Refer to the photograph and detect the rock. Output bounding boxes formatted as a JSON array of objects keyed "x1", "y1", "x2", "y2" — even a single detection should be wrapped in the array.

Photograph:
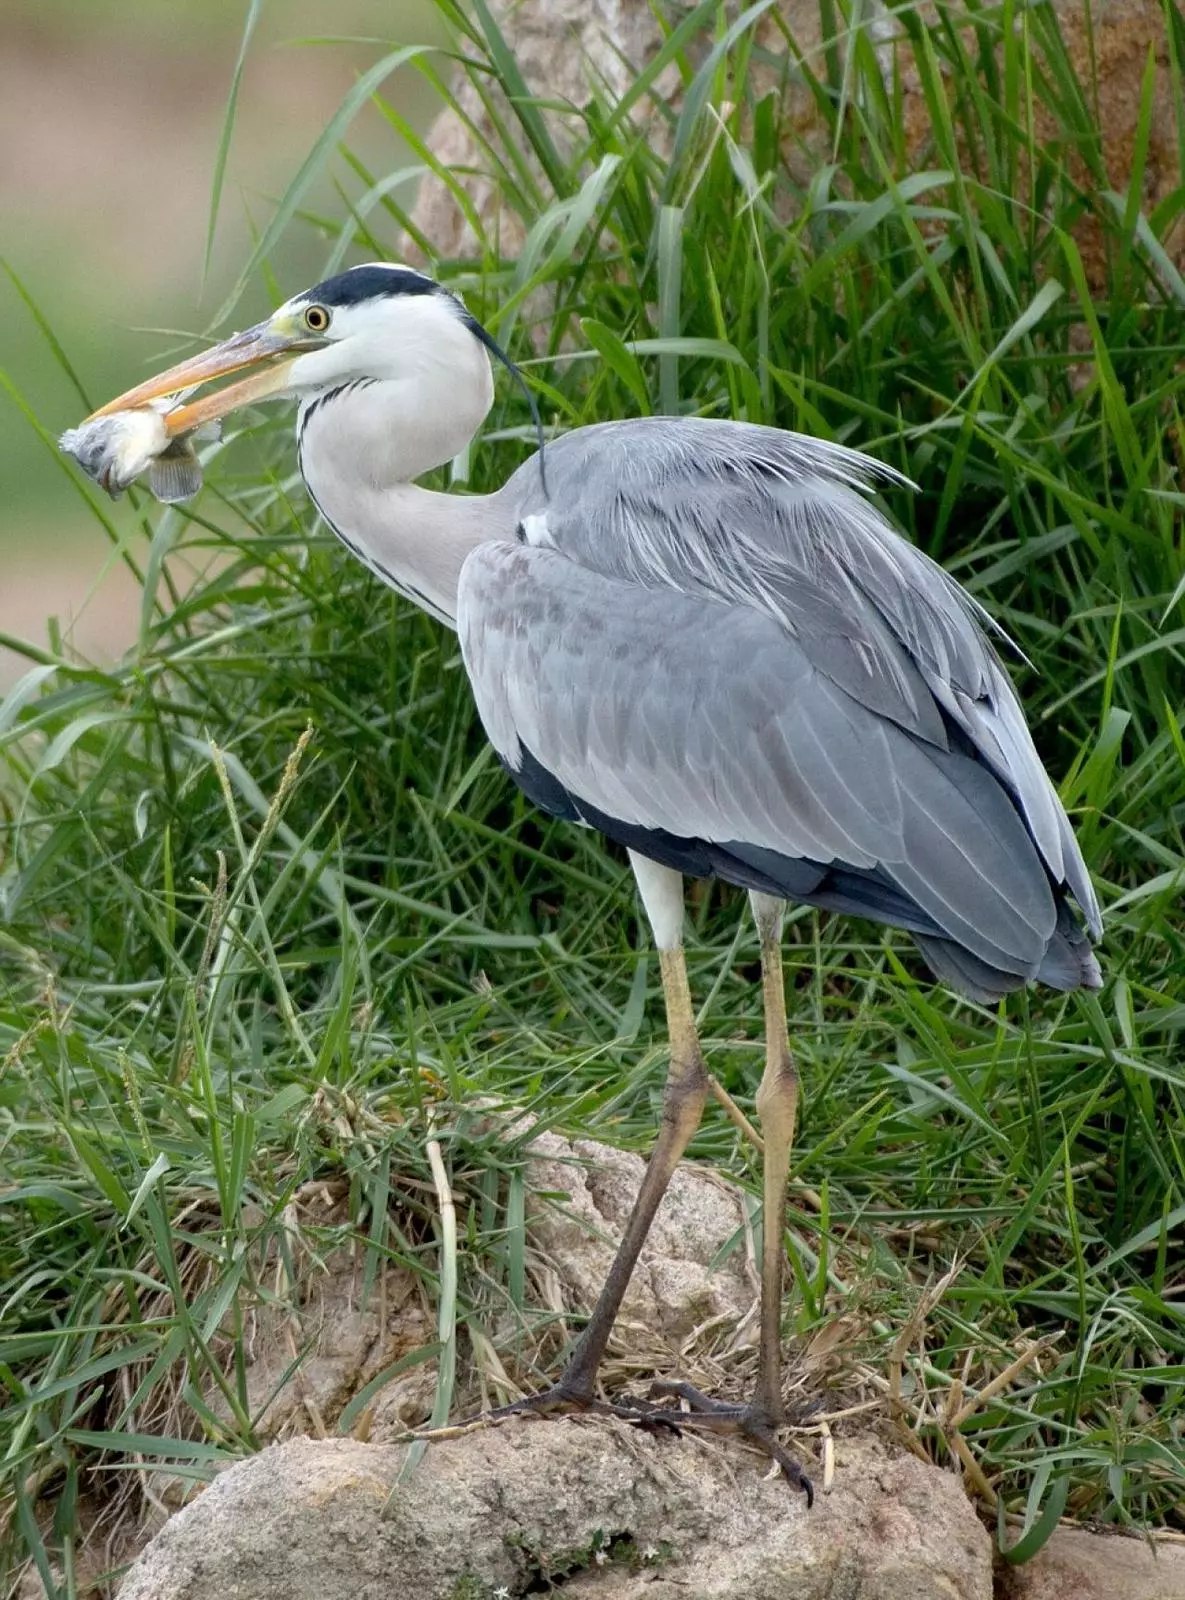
[
  {"x1": 410, "y1": 0, "x2": 673, "y2": 259},
  {"x1": 117, "y1": 1424, "x2": 992, "y2": 1600},
  {"x1": 410, "y1": 0, "x2": 1179, "y2": 288},
  {"x1": 201, "y1": 1180, "x2": 437, "y2": 1445},
  {"x1": 187, "y1": 1128, "x2": 760, "y2": 1455},
  {"x1": 999, "y1": 1525, "x2": 1185, "y2": 1600},
  {"x1": 524, "y1": 1129, "x2": 758, "y2": 1356},
  {"x1": 898, "y1": 0, "x2": 1181, "y2": 291},
  {"x1": 409, "y1": 0, "x2": 819, "y2": 262}
]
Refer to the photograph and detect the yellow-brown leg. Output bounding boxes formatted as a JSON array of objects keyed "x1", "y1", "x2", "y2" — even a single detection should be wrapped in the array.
[
  {"x1": 469, "y1": 863, "x2": 810, "y2": 1499},
  {"x1": 550, "y1": 939, "x2": 709, "y2": 1398},
  {"x1": 650, "y1": 890, "x2": 811, "y2": 1500},
  {"x1": 750, "y1": 890, "x2": 799, "y2": 1426},
  {"x1": 484, "y1": 855, "x2": 708, "y2": 1410}
]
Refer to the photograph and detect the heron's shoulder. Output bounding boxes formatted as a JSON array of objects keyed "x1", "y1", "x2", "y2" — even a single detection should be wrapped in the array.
[
  {"x1": 497, "y1": 415, "x2": 1012, "y2": 715},
  {"x1": 516, "y1": 415, "x2": 910, "y2": 497},
  {"x1": 503, "y1": 416, "x2": 929, "y2": 605}
]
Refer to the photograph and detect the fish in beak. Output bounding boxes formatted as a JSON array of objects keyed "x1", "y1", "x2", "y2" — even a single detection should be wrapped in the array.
[
  {"x1": 59, "y1": 403, "x2": 209, "y2": 503},
  {"x1": 60, "y1": 316, "x2": 315, "y2": 502}
]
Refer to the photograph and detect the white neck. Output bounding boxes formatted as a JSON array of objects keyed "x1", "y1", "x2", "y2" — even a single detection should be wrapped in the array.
[
  {"x1": 304, "y1": 467, "x2": 502, "y2": 627},
  {"x1": 295, "y1": 369, "x2": 505, "y2": 628}
]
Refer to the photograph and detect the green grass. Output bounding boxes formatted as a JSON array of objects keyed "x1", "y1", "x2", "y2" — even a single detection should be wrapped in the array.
[{"x1": 3, "y1": 0, "x2": 1185, "y2": 1589}]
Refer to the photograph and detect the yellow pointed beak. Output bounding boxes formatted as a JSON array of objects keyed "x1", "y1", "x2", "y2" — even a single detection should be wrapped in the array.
[{"x1": 88, "y1": 320, "x2": 313, "y2": 436}]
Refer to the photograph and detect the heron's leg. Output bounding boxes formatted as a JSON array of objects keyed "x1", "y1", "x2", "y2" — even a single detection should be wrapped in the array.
[
  {"x1": 749, "y1": 889, "x2": 798, "y2": 1425},
  {"x1": 656, "y1": 891, "x2": 797, "y2": 1418},
  {"x1": 495, "y1": 854, "x2": 708, "y2": 1408},
  {"x1": 648, "y1": 890, "x2": 812, "y2": 1500}
]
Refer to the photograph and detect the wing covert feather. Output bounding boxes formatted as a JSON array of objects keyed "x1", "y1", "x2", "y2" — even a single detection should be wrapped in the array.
[
  {"x1": 459, "y1": 542, "x2": 1063, "y2": 975},
  {"x1": 499, "y1": 416, "x2": 1099, "y2": 938}
]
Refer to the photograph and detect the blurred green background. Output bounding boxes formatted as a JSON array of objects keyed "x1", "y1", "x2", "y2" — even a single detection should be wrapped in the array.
[{"x1": 0, "y1": 0, "x2": 443, "y2": 673}]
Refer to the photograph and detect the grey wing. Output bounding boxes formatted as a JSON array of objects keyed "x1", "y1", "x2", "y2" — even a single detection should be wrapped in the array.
[
  {"x1": 503, "y1": 416, "x2": 1101, "y2": 940},
  {"x1": 458, "y1": 542, "x2": 1086, "y2": 989}
]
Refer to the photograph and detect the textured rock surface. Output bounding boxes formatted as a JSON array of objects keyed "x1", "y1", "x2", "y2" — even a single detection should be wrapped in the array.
[
  {"x1": 109, "y1": 1135, "x2": 1180, "y2": 1600},
  {"x1": 410, "y1": 0, "x2": 1179, "y2": 285},
  {"x1": 900, "y1": 0, "x2": 1183, "y2": 287},
  {"x1": 525, "y1": 1129, "x2": 757, "y2": 1350},
  {"x1": 118, "y1": 1426, "x2": 993, "y2": 1600},
  {"x1": 410, "y1": 0, "x2": 820, "y2": 260},
  {"x1": 1000, "y1": 1526, "x2": 1185, "y2": 1600},
  {"x1": 205, "y1": 1181, "x2": 436, "y2": 1442},
  {"x1": 188, "y1": 1130, "x2": 759, "y2": 1454}
]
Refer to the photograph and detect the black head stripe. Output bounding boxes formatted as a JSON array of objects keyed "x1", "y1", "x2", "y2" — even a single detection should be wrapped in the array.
[
  {"x1": 294, "y1": 263, "x2": 550, "y2": 498},
  {"x1": 297, "y1": 265, "x2": 439, "y2": 308}
]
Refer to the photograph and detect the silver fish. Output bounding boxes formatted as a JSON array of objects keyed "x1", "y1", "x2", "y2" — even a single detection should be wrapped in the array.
[{"x1": 59, "y1": 405, "x2": 218, "y2": 503}]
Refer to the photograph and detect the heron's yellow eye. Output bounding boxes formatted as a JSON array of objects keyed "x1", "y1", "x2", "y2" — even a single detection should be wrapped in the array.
[{"x1": 303, "y1": 304, "x2": 331, "y2": 333}]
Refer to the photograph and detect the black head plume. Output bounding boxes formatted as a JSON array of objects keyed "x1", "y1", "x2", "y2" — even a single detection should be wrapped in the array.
[{"x1": 461, "y1": 314, "x2": 549, "y2": 500}]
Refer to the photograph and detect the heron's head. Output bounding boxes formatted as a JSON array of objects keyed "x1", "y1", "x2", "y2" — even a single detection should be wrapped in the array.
[{"x1": 91, "y1": 263, "x2": 498, "y2": 471}]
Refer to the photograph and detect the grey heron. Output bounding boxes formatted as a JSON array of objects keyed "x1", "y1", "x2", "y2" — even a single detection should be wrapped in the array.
[{"x1": 79, "y1": 261, "x2": 1103, "y2": 1497}]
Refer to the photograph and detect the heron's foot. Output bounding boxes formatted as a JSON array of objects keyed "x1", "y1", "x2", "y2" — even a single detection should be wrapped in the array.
[
  {"x1": 648, "y1": 1379, "x2": 814, "y2": 1505},
  {"x1": 461, "y1": 1382, "x2": 683, "y2": 1435}
]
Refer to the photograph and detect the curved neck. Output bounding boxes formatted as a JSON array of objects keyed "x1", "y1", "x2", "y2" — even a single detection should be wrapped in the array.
[
  {"x1": 311, "y1": 476, "x2": 503, "y2": 627},
  {"x1": 297, "y1": 378, "x2": 507, "y2": 627}
]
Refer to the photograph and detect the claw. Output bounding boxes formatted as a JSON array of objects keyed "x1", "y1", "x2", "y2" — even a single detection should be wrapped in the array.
[{"x1": 645, "y1": 1379, "x2": 813, "y2": 1502}]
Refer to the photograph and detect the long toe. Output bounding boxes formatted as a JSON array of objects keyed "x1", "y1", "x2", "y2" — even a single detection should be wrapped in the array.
[
  {"x1": 648, "y1": 1378, "x2": 746, "y2": 1417},
  {"x1": 444, "y1": 1381, "x2": 812, "y2": 1501},
  {"x1": 464, "y1": 1384, "x2": 673, "y2": 1429},
  {"x1": 646, "y1": 1380, "x2": 813, "y2": 1502}
]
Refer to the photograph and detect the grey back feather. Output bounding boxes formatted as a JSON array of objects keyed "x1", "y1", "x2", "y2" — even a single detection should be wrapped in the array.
[{"x1": 465, "y1": 415, "x2": 1101, "y2": 986}]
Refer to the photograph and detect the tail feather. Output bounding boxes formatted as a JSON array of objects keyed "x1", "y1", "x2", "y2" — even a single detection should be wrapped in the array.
[
  {"x1": 910, "y1": 934, "x2": 1024, "y2": 1002},
  {"x1": 913, "y1": 899, "x2": 1101, "y2": 1002},
  {"x1": 1037, "y1": 902, "x2": 1103, "y2": 992},
  {"x1": 505, "y1": 743, "x2": 1103, "y2": 1000}
]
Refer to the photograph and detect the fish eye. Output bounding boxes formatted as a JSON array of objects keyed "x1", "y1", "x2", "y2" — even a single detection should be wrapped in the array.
[{"x1": 303, "y1": 304, "x2": 331, "y2": 333}]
